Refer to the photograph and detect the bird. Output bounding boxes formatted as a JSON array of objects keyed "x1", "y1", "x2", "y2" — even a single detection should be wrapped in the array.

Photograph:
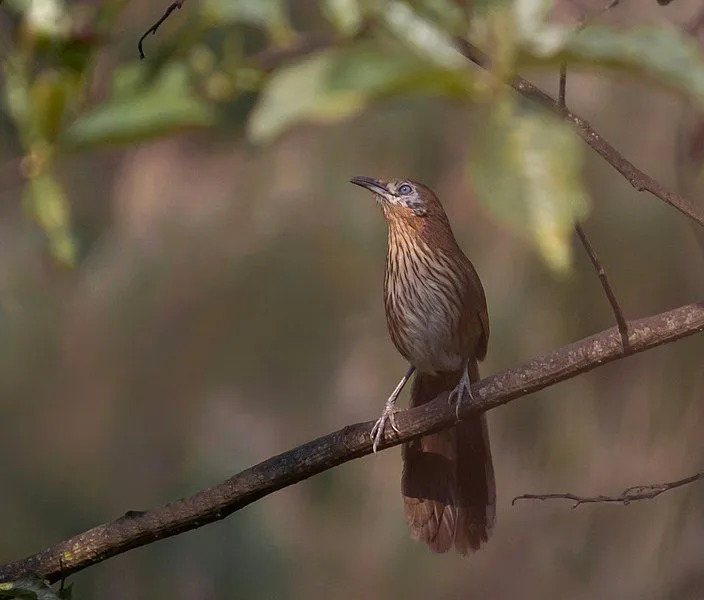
[{"x1": 349, "y1": 175, "x2": 495, "y2": 554}]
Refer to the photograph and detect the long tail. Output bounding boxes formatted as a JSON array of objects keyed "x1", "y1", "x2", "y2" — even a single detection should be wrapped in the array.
[{"x1": 401, "y1": 361, "x2": 495, "y2": 554}]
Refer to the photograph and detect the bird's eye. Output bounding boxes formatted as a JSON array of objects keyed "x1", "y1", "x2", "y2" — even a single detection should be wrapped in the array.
[{"x1": 398, "y1": 184, "x2": 413, "y2": 195}]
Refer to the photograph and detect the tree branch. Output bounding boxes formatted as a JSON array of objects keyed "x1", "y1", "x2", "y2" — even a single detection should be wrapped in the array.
[
  {"x1": 453, "y1": 38, "x2": 704, "y2": 230},
  {"x1": 0, "y1": 300, "x2": 702, "y2": 584},
  {"x1": 512, "y1": 471, "x2": 704, "y2": 507}
]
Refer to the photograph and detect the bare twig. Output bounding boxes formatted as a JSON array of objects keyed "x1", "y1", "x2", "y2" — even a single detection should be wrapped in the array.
[
  {"x1": 512, "y1": 471, "x2": 704, "y2": 508},
  {"x1": 138, "y1": 1, "x2": 184, "y2": 59},
  {"x1": 453, "y1": 38, "x2": 704, "y2": 230},
  {"x1": 558, "y1": 63, "x2": 567, "y2": 108},
  {"x1": 559, "y1": 61, "x2": 630, "y2": 348},
  {"x1": 0, "y1": 300, "x2": 702, "y2": 584},
  {"x1": 575, "y1": 224, "x2": 630, "y2": 347}
]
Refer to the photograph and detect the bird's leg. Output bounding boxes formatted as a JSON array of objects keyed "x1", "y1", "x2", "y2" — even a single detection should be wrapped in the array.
[
  {"x1": 371, "y1": 365, "x2": 415, "y2": 453},
  {"x1": 448, "y1": 362, "x2": 474, "y2": 422}
]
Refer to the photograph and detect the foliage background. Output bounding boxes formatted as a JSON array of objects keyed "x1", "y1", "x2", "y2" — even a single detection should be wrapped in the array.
[{"x1": 1, "y1": 0, "x2": 704, "y2": 598}]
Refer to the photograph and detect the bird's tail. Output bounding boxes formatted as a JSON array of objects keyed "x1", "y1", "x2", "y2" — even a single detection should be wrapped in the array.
[{"x1": 401, "y1": 361, "x2": 495, "y2": 554}]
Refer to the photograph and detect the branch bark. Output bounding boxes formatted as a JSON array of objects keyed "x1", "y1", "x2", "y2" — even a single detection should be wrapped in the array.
[
  {"x1": 1, "y1": 300, "x2": 703, "y2": 585},
  {"x1": 453, "y1": 38, "x2": 704, "y2": 230}
]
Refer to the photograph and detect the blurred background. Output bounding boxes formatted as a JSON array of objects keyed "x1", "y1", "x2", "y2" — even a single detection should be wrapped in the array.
[{"x1": 1, "y1": 0, "x2": 704, "y2": 598}]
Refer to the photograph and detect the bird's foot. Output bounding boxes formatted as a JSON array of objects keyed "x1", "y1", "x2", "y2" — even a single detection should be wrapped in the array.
[
  {"x1": 448, "y1": 370, "x2": 474, "y2": 422},
  {"x1": 370, "y1": 400, "x2": 400, "y2": 453}
]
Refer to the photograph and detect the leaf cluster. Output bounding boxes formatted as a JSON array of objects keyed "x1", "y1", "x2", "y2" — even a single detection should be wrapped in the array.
[{"x1": 2, "y1": 0, "x2": 703, "y2": 268}]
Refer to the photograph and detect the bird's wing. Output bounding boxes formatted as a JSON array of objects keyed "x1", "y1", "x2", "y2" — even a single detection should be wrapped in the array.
[{"x1": 458, "y1": 256, "x2": 489, "y2": 362}]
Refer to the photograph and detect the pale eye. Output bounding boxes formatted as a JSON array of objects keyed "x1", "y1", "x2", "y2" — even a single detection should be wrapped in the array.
[{"x1": 398, "y1": 184, "x2": 413, "y2": 195}]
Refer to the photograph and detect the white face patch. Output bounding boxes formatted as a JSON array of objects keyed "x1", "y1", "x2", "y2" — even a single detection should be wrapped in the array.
[{"x1": 384, "y1": 181, "x2": 428, "y2": 216}]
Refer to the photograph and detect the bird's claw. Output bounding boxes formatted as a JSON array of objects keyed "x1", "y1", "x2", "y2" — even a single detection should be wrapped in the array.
[
  {"x1": 370, "y1": 405, "x2": 400, "y2": 453},
  {"x1": 448, "y1": 379, "x2": 475, "y2": 422}
]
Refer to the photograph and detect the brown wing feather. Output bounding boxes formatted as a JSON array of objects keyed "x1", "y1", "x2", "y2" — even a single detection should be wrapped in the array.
[{"x1": 456, "y1": 254, "x2": 489, "y2": 361}]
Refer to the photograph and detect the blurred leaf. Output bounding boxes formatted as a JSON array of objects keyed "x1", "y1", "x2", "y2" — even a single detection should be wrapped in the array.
[
  {"x1": 23, "y1": 170, "x2": 76, "y2": 266},
  {"x1": 0, "y1": 577, "x2": 65, "y2": 600},
  {"x1": 201, "y1": 0, "x2": 291, "y2": 41},
  {"x1": 30, "y1": 70, "x2": 71, "y2": 142},
  {"x1": 248, "y1": 52, "x2": 364, "y2": 144},
  {"x1": 514, "y1": 0, "x2": 554, "y2": 39},
  {"x1": 203, "y1": 0, "x2": 284, "y2": 26},
  {"x1": 23, "y1": 0, "x2": 70, "y2": 39},
  {"x1": 61, "y1": 63, "x2": 214, "y2": 149},
  {"x1": 556, "y1": 25, "x2": 704, "y2": 103},
  {"x1": 3, "y1": 53, "x2": 33, "y2": 143},
  {"x1": 326, "y1": 43, "x2": 472, "y2": 95},
  {"x1": 380, "y1": 1, "x2": 466, "y2": 68},
  {"x1": 321, "y1": 0, "x2": 363, "y2": 35},
  {"x1": 248, "y1": 43, "x2": 473, "y2": 143},
  {"x1": 514, "y1": 0, "x2": 566, "y2": 54},
  {"x1": 470, "y1": 103, "x2": 590, "y2": 273},
  {"x1": 413, "y1": 0, "x2": 470, "y2": 36}
]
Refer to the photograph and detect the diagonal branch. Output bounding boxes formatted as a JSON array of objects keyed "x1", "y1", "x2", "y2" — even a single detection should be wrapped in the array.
[
  {"x1": 512, "y1": 471, "x2": 704, "y2": 507},
  {"x1": 453, "y1": 38, "x2": 704, "y2": 230},
  {"x1": 0, "y1": 300, "x2": 703, "y2": 585}
]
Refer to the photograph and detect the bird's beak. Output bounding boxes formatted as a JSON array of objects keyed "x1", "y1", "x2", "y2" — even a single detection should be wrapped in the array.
[{"x1": 350, "y1": 176, "x2": 388, "y2": 196}]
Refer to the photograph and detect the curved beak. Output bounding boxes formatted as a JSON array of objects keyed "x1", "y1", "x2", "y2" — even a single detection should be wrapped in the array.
[{"x1": 350, "y1": 176, "x2": 388, "y2": 196}]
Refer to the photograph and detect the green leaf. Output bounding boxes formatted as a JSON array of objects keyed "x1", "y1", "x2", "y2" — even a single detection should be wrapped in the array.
[
  {"x1": 0, "y1": 577, "x2": 65, "y2": 600},
  {"x1": 380, "y1": 1, "x2": 466, "y2": 69},
  {"x1": 414, "y1": 0, "x2": 469, "y2": 36},
  {"x1": 514, "y1": 0, "x2": 567, "y2": 54},
  {"x1": 30, "y1": 70, "x2": 71, "y2": 142},
  {"x1": 321, "y1": 0, "x2": 363, "y2": 35},
  {"x1": 201, "y1": 0, "x2": 292, "y2": 41},
  {"x1": 248, "y1": 43, "x2": 473, "y2": 144},
  {"x1": 557, "y1": 25, "x2": 704, "y2": 103},
  {"x1": 202, "y1": 0, "x2": 285, "y2": 27},
  {"x1": 247, "y1": 51, "x2": 365, "y2": 144},
  {"x1": 61, "y1": 63, "x2": 214, "y2": 149},
  {"x1": 23, "y1": 171, "x2": 76, "y2": 266},
  {"x1": 470, "y1": 103, "x2": 590, "y2": 273}
]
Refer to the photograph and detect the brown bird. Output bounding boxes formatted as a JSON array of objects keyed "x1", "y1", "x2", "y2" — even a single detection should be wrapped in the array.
[{"x1": 350, "y1": 176, "x2": 495, "y2": 554}]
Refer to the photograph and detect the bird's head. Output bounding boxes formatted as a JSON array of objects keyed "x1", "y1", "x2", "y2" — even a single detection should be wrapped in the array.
[{"x1": 350, "y1": 176, "x2": 442, "y2": 220}]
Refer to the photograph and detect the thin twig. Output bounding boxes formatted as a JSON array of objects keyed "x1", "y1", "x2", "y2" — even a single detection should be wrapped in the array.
[
  {"x1": 558, "y1": 63, "x2": 567, "y2": 108},
  {"x1": 575, "y1": 224, "x2": 630, "y2": 348},
  {"x1": 512, "y1": 471, "x2": 704, "y2": 508},
  {"x1": 138, "y1": 1, "x2": 184, "y2": 60},
  {"x1": 0, "y1": 300, "x2": 703, "y2": 584},
  {"x1": 453, "y1": 38, "x2": 704, "y2": 230},
  {"x1": 559, "y1": 61, "x2": 630, "y2": 348}
]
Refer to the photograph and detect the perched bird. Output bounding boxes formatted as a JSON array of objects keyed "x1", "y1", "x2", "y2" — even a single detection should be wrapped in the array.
[{"x1": 350, "y1": 176, "x2": 495, "y2": 554}]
